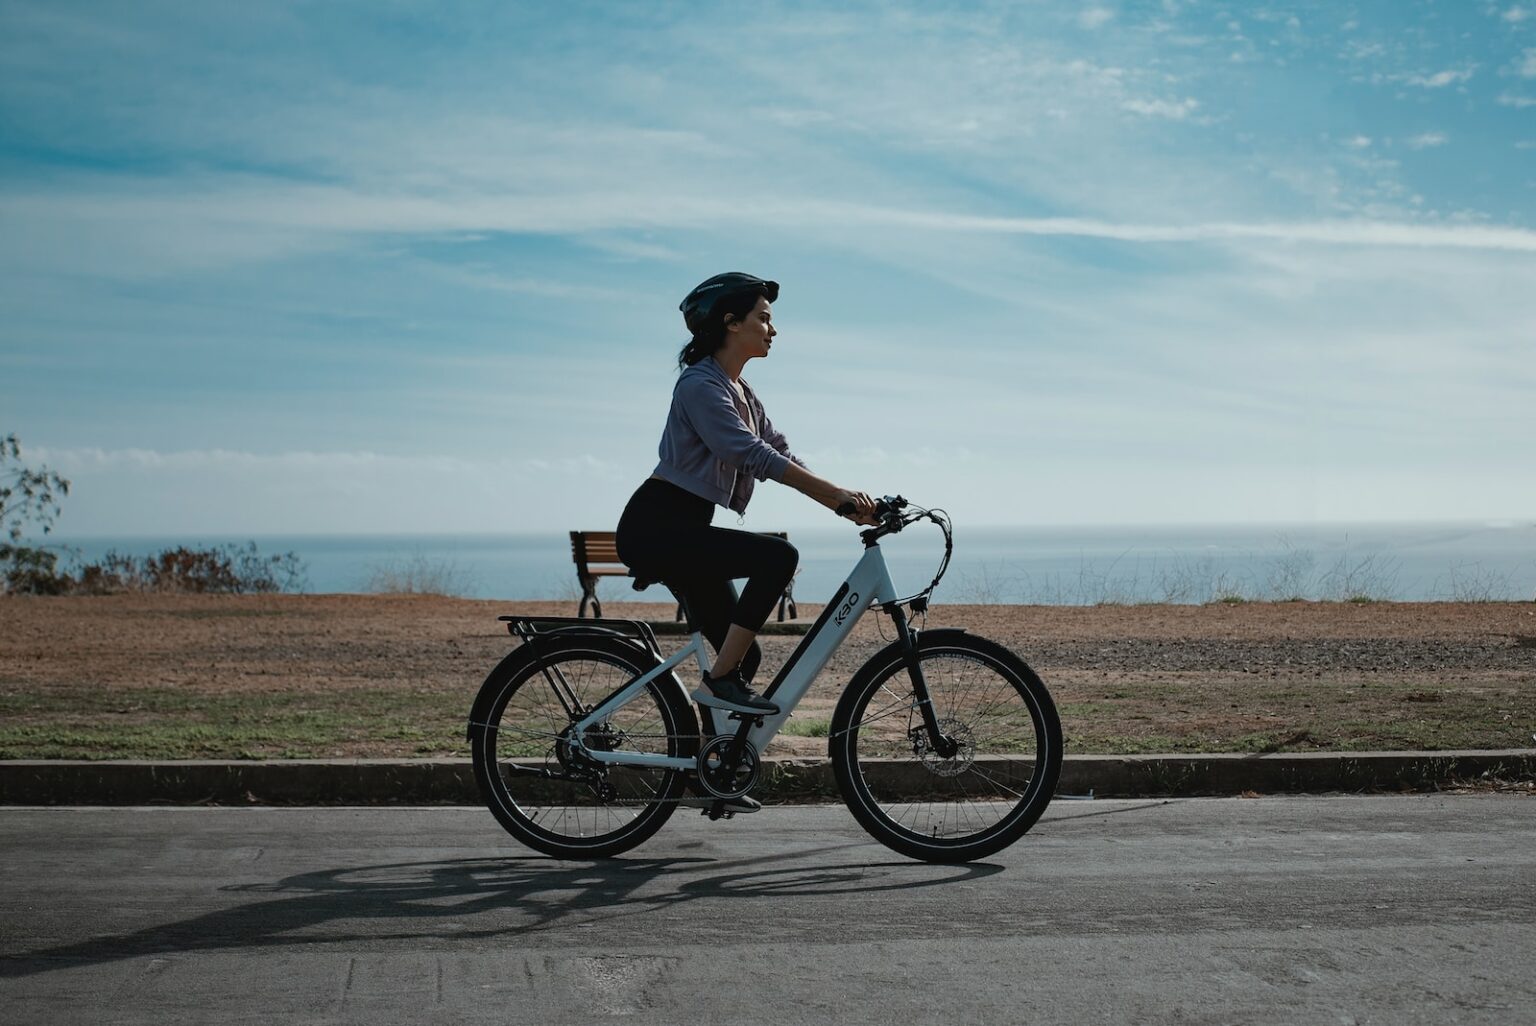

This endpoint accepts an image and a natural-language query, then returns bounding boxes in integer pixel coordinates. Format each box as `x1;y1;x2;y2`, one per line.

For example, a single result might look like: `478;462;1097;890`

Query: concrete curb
2;750;1533;805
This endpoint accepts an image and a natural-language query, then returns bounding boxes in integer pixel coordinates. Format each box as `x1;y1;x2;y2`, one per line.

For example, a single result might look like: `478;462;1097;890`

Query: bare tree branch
1;434;71;542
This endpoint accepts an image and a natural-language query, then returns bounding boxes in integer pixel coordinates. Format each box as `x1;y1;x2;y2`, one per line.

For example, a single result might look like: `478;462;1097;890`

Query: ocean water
41;520;1536;604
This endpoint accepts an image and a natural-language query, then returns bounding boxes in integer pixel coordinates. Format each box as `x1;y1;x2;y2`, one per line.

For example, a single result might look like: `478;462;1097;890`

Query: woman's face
725;295;776;360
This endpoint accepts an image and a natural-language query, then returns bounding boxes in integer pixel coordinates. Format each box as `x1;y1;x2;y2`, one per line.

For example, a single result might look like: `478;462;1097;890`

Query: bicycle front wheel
469;636;695;859
830;631;1062;863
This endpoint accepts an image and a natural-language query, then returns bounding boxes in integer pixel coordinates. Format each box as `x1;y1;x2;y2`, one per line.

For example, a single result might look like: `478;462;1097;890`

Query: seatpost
884;603;958;758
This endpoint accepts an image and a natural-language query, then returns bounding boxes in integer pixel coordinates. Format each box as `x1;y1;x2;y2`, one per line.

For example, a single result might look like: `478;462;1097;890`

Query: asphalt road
3;796;1533;1025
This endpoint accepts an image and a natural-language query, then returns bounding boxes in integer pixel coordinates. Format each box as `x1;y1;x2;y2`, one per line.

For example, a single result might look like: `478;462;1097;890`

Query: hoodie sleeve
756;396;808;471
675;373;793;483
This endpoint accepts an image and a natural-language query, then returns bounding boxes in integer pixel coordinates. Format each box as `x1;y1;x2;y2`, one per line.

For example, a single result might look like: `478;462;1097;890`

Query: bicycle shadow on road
2;844;1002;980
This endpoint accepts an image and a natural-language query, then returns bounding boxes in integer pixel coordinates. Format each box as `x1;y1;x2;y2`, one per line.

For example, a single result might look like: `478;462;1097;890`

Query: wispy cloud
1121;97;1200;119
1079;7;1115;31
1406;67;1476;88
1404;132;1448;149
9;178;1536;291
852;209;1536;252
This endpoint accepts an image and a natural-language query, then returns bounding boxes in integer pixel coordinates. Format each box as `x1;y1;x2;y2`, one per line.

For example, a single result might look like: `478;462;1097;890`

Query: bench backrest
570;531;623;574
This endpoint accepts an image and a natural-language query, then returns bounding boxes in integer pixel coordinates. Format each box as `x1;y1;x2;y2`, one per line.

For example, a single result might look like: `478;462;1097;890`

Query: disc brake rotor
914;717;975;777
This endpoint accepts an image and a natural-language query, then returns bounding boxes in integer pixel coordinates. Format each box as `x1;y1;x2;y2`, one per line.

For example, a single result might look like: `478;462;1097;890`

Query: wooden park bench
569;530;798;621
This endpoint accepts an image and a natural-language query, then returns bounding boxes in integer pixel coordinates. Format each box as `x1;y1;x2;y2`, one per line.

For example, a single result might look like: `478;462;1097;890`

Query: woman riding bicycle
615;272;877;719
473;278;1061;850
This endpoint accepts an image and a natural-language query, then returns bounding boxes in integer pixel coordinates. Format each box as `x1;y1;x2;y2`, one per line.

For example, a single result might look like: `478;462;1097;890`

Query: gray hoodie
651;356;808;514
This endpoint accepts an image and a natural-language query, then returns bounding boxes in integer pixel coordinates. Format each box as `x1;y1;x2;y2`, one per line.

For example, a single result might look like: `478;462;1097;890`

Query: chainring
695;736;760;799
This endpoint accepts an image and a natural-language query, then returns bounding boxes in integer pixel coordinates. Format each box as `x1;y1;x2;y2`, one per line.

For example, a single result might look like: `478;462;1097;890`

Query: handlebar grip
839;495;906;519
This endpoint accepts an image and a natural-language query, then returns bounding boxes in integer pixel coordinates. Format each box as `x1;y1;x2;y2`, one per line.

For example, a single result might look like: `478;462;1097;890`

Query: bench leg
777;582;800;622
578;578;602;619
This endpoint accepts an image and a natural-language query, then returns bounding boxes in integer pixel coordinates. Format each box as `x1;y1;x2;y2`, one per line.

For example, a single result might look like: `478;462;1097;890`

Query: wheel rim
844;649;1050;847
484;649;681;846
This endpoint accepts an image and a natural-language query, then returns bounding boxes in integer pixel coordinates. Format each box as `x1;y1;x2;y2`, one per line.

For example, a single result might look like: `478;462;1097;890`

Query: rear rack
499;615;662;653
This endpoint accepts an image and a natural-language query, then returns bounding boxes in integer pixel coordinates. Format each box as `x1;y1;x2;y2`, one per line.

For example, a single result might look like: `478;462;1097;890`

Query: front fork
885;604;958;758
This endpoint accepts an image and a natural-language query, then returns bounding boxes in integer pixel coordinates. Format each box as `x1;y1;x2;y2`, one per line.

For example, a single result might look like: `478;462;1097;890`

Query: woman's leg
681;527;797;680
711;625;758;680
617;481;796;691
672;576;763;682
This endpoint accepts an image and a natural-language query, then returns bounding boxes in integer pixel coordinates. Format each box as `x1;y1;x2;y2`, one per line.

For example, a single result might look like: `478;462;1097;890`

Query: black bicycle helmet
679;272;779;335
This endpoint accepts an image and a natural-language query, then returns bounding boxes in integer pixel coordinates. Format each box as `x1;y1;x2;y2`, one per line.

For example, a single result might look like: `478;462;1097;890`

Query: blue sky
2;0;1533;536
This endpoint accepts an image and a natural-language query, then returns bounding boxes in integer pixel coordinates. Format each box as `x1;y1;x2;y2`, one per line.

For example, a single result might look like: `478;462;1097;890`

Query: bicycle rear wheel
469;636;696;859
830;631;1062;863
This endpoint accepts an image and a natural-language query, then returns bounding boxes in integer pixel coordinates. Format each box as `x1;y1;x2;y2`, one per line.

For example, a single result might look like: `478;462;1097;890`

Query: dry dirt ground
2;595;1534;760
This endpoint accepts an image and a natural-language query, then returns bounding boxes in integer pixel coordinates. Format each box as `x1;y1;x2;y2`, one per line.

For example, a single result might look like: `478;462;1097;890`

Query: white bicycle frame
564;539;901;771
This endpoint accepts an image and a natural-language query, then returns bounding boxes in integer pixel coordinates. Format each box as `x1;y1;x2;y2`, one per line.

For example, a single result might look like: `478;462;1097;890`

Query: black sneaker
693;668;779;715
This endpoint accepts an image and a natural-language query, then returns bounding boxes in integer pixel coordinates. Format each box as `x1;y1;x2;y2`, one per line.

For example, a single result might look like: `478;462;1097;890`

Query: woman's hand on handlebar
833;489;879;526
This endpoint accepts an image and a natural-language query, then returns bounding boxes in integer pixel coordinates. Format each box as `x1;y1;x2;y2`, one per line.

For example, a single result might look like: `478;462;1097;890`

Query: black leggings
615;478;798;682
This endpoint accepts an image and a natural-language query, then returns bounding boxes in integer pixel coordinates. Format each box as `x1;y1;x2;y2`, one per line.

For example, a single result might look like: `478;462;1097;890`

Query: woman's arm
679;371;873;520
781;463;877;523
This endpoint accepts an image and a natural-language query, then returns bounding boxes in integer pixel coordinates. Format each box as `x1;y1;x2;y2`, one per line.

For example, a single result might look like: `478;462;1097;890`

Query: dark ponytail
677;288;771;369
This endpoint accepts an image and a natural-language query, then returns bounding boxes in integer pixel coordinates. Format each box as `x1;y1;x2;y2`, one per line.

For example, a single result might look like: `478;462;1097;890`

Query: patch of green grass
1064;732;1191;754
1229;728;1326;753
780;716;831;738
5;671;1533;760
1057;702;1116;717
0;687;464;760
1100;683;1180;700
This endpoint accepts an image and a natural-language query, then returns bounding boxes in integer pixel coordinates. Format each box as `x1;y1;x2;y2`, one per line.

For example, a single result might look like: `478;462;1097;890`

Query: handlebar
835;494;907;521
833;494;925;549
833;494;952;608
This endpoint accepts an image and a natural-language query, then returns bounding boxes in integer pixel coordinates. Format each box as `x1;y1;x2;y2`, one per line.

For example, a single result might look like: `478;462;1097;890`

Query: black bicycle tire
469;636;696;859
830;632;1062;863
